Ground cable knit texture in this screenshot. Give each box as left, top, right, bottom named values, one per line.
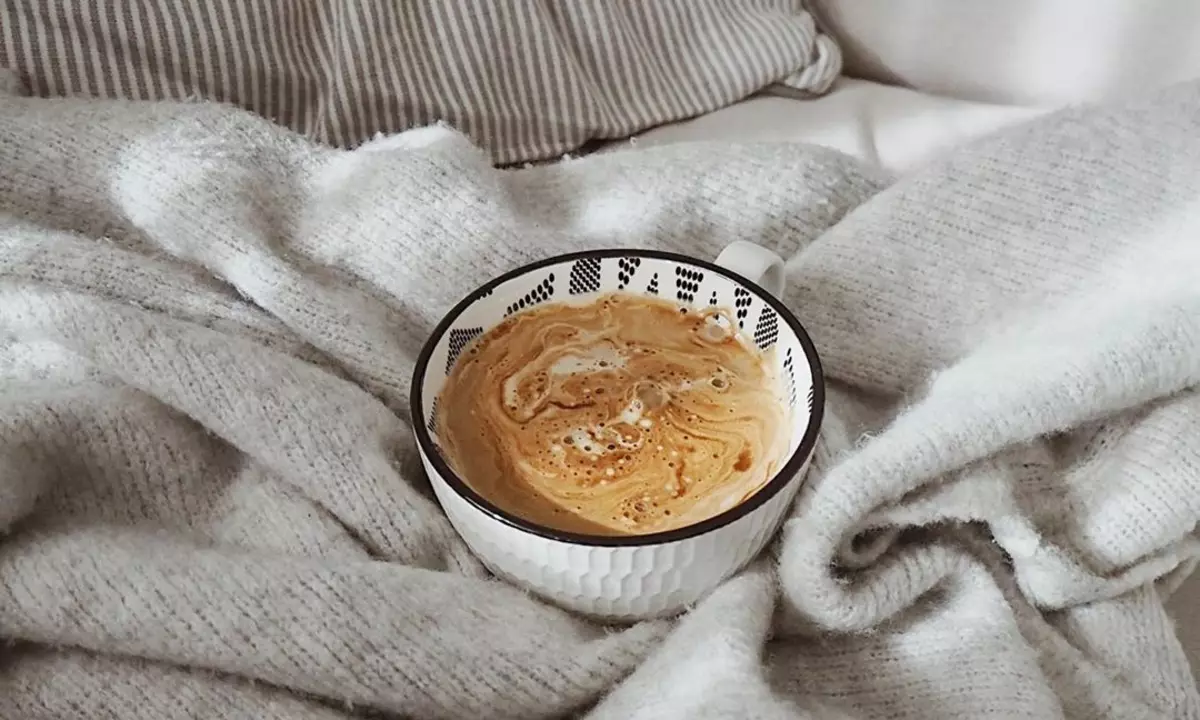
left=0, top=73, right=1198, bottom=719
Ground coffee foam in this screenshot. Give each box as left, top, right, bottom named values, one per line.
left=435, top=291, right=791, bottom=536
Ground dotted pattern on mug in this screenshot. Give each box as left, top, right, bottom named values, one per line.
left=617, top=257, right=641, bottom=290
left=445, top=326, right=485, bottom=374
left=754, top=307, right=779, bottom=350
left=708, top=290, right=718, bottom=306
left=569, top=258, right=601, bottom=295
left=674, top=266, right=704, bottom=303
left=733, top=287, right=751, bottom=328
left=646, top=272, right=659, bottom=295
left=427, top=397, right=439, bottom=434
left=783, top=347, right=797, bottom=409
left=506, top=273, right=555, bottom=316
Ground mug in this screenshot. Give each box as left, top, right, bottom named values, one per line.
left=410, top=241, right=824, bottom=621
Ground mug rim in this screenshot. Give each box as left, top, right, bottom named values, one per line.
left=410, top=248, right=825, bottom=547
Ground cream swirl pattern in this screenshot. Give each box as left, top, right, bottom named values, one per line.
left=436, top=292, right=790, bottom=536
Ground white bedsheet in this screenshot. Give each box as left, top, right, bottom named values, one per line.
left=604, top=78, right=1044, bottom=175
left=606, top=77, right=1200, bottom=680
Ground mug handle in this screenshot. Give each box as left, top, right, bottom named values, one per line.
left=714, top=241, right=786, bottom=298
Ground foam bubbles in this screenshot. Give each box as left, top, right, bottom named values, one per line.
left=549, top=344, right=626, bottom=376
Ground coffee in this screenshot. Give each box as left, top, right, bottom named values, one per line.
left=435, top=291, right=790, bottom=536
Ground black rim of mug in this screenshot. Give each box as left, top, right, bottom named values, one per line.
left=410, top=248, right=825, bottom=547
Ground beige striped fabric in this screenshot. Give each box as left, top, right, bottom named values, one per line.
left=0, top=0, right=841, bottom=164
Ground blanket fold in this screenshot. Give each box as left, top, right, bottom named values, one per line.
left=0, top=73, right=1197, bottom=719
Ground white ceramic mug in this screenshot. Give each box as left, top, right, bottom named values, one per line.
left=410, top=242, right=824, bottom=621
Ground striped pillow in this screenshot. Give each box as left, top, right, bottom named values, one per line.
left=0, top=1, right=841, bottom=165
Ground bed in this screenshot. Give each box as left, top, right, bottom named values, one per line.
left=1, top=2, right=1197, bottom=717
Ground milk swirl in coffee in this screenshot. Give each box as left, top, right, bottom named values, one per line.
left=435, top=291, right=790, bottom=536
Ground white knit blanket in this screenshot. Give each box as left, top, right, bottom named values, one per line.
left=1, top=75, right=1198, bottom=719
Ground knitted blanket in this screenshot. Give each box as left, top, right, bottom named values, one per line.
left=1, top=74, right=1198, bottom=719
